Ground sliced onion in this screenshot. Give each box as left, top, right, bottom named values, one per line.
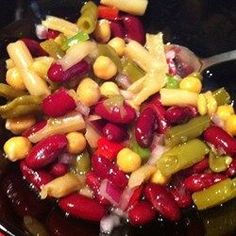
left=87, top=115, right=106, bottom=135
left=115, top=73, right=131, bottom=89
left=211, top=114, right=225, bottom=128
left=119, top=186, right=136, bottom=211
left=76, top=101, right=90, bottom=116
left=120, top=89, right=134, bottom=100
left=99, top=179, right=122, bottom=206
left=148, top=134, right=168, bottom=165
left=100, top=214, right=120, bottom=234
left=35, top=24, right=48, bottom=40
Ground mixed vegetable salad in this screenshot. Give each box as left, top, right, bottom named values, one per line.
left=1, top=0, right=236, bottom=234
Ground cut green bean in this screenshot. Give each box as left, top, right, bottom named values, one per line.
left=0, top=83, right=26, bottom=99
left=24, top=216, right=48, bottom=236
left=192, top=178, right=236, bottom=210
left=77, top=1, right=98, bottom=34
left=209, top=152, right=232, bottom=173
left=72, top=151, right=91, bottom=175
left=0, top=95, right=42, bottom=118
left=40, top=40, right=65, bottom=59
left=165, top=75, right=179, bottom=89
left=122, top=58, right=145, bottom=83
left=158, top=139, right=209, bottom=176
left=97, top=44, right=122, bottom=72
left=213, top=87, right=231, bottom=105
left=165, top=115, right=211, bottom=147
left=61, top=32, right=89, bottom=51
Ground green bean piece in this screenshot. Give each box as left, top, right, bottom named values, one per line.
left=213, top=87, right=231, bottom=105
left=61, top=32, right=89, bottom=51
left=122, top=58, right=145, bottom=83
left=165, top=115, right=211, bottom=147
left=158, top=139, right=209, bottom=177
left=97, top=44, right=122, bottom=72
left=165, top=75, right=179, bottom=89
left=192, top=178, right=236, bottom=210
left=0, top=95, right=42, bottom=118
left=77, top=1, right=98, bottom=34
left=1, top=104, right=41, bottom=119
left=209, top=152, right=232, bottom=173
left=24, top=216, right=48, bottom=236
left=0, top=83, right=26, bottom=99
left=72, top=151, right=91, bottom=175
left=40, top=40, right=65, bottom=59
left=130, top=140, right=150, bottom=162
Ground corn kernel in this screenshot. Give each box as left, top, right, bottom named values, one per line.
left=151, top=169, right=169, bottom=185
left=225, top=115, right=236, bottom=136
left=4, top=136, right=32, bottom=162
left=216, top=105, right=234, bottom=121
left=197, top=93, right=207, bottom=115
left=117, top=148, right=141, bottom=173
left=5, top=115, right=36, bottom=134
left=66, top=132, right=87, bottom=154
left=179, top=75, right=202, bottom=93
left=93, top=56, right=117, bottom=80
left=77, top=78, right=101, bottom=106
left=100, top=82, right=120, bottom=97
left=6, top=67, right=26, bottom=90
left=94, top=19, right=111, bottom=43
left=108, top=37, right=126, bottom=56
left=205, top=91, right=217, bottom=116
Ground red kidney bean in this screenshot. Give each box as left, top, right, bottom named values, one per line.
left=22, top=120, right=47, bottom=138
left=21, top=38, right=48, bottom=57
left=102, top=123, right=128, bottom=142
left=1, top=171, right=51, bottom=218
left=135, top=108, right=156, bottom=148
left=143, top=96, right=168, bottom=133
left=110, top=21, right=125, bottom=39
left=204, top=126, right=236, bottom=155
left=128, top=201, right=156, bottom=225
left=165, top=106, right=198, bottom=125
left=144, top=183, right=181, bottom=221
left=47, top=29, right=60, bottom=39
left=48, top=162, right=68, bottom=177
left=95, top=137, right=124, bottom=161
left=126, top=185, right=143, bottom=210
left=47, top=60, right=89, bottom=83
left=59, top=193, right=107, bottom=222
left=122, top=15, right=145, bottom=44
left=25, top=134, right=68, bottom=170
left=183, top=173, right=226, bottom=192
left=92, top=155, right=128, bottom=189
left=20, top=160, right=53, bottom=189
left=169, top=186, right=192, bottom=208
left=86, top=171, right=110, bottom=206
left=225, top=159, right=236, bottom=177
left=41, top=88, right=76, bottom=117
left=95, top=100, right=136, bottom=124
left=183, top=157, right=209, bottom=176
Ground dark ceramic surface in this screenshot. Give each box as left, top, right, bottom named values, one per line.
left=0, top=1, right=235, bottom=235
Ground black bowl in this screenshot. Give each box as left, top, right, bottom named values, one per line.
left=0, top=1, right=236, bottom=235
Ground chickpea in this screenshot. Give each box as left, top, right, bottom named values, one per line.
left=94, top=19, right=111, bottom=43
left=179, top=75, right=202, bottom=93
left=4, top=136, right=32, bottom=162
left=108, top=37, right=126, bottom=56
left=117, top=148, right=141, bottom=173
left=76, top=78, right=101, bottom=106
left=216, top=105, right=234, bottom=121
left=225, top=115, right=236, bottom=136
left=5, top=115, right=36, bottom=134
left=6, top=67, right=26, bottom=90
left=100, top=81, right=120, bottom=97
left=31, top=57, right=54, bottom=79
left=93, top=56, right=117, bottom=80
left=151, top=169, right=169, bottom=185
left=66, top=132, right=87, bottom=154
